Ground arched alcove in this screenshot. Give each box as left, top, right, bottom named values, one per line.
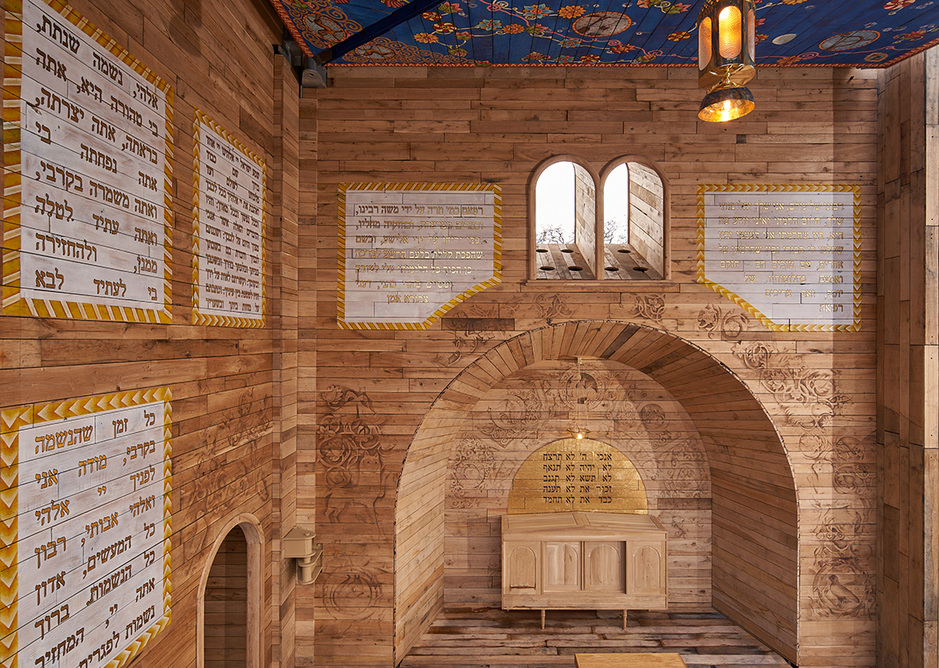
left=394, top=321, right=798, bottom=665
left=444, top=360, right=711, bottom=613
left=198, top=515, right=264, bottom=668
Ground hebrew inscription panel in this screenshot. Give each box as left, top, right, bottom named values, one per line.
left=338, top=183, right=502, bottom=330
left=2, top=0, right=173, bottom=321
left=192, top=110, right=266, bottom=327
left=507, top=438, right=648, bottom=514
left=697, top=184, right=860, bottom=331
left=0, top=388, right=172, bottom=668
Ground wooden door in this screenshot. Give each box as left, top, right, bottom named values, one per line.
left=543, top=541, right=581, bottom=591
left=505, top=542, right=539, bottom=592
left=626, top=541, right=666, bottom=597
left=204, top=527, right=248, bottom=668
left=584, top=541, right=624, bottom=592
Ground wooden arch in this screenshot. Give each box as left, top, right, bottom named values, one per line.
left=394, top=321, right=799, bottom=664
left=197, top=513, right=264, bottom=668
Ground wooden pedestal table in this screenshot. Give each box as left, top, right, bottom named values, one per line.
left=575, top=653, right=688, bottom=668
left=501, top=512, right=668, bottom=629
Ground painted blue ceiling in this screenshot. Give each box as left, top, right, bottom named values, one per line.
left=270, top=0, right=939, bottom=67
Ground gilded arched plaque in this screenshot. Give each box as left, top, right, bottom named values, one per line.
left=507, top=438, right=647, bottom=514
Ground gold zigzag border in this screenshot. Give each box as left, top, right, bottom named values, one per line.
left=1, top=0, right=173, bottom=323
left=696, top=183, right=861, bottom=333
left=191, top=109, right=267, bottom=329
left=337, top=182, right=503, bottom=331
left=0, top=387, right=172, bottom=668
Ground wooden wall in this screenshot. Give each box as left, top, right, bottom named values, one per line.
left=0, top=0, right=300, bottom=665
left=574, top=163, right=597, bottom=275
left=876, top=48, right=939, bottom=668
left=444, top=359, right=712, bottom=611
left=627, top=162, right=665, bottom=276
left=308, top=65, right=879, bottom=667
left=295, top=90, right=319, bottom=668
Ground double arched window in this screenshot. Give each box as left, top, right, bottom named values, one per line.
left=531, top=156, right=668, bottom=281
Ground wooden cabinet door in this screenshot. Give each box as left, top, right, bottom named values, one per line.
left=626, top=541, right=666, bottom=596
left=504, top=542, right=539, bottom=592
left=584, top=541, right=623, bottom=592
left=542, top=541, right=581, bottom=591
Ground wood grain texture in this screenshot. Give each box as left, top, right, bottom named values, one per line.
left=308, top=66, right=878, bottom=667
left=1, top=0, right=285, bottom=666
left=876, top=50, right=939, bottom=668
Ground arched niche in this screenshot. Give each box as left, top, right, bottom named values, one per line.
left=198, top=514, right=264, bottom=668
left=444, top=359, right=710, bottom=614
left=394, top=321, right=798, bottom=665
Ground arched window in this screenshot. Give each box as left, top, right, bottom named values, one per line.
left=533, top=159, right=599, bottom=279
left=531, top=156, right=668, bottom=280
left=601, top=161, right=666, bottom=279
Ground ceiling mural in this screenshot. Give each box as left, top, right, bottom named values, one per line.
left=270, top=0, right=939, bottom=67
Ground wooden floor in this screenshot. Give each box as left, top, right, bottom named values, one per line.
left=399, top=608, right=791, bottom=668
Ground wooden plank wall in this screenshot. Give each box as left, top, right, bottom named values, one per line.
left=444, top=359, right=712, bottom=611
left=295, top=92, right=319, bottom=667
left=272, top=55, right=302, bottom=668
left=308, top=65, right=879, bottom=667
left=627, top=162, right=664, bottom=276
left=574, top=164, right=597, bottom=276
left=0, top=0, right=294, bottom=666
left=876, top=48, right=939, bottom=668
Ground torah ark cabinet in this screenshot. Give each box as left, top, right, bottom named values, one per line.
left=501, top=512, right=668, bottom=628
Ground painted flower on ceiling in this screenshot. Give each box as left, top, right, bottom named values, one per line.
left=883, top=0, right=916, bottom=9
left=666, top=30, right=691, bottom=40
left=475, top=19, right=503, bottom=29
left=523, top=51, right=549, bottom=60
left=896, top=28, right=927, bottom=38
left=422, top=11, right=441, bottom=20
left=415, top=32, right=439, bottom=42
left=579, top=53, right=601, bottom=62
left=520, top=3, right=553, bottom=19
left=558, top=4, right=586, bottom=18
left=609, top=42, right=637, bottom=52
left=438, top=1, right=461, bottom=13
left=504, top=23, right=525, bottom=32
left=434, top=21, right=457, bottom=32
left=456, top=30, right=472, bottom=40
left=558, top=37, right=583, bottom=47
left=526, top=23, right=548, bottom=34
left=637, top=0, right=690, bottom=13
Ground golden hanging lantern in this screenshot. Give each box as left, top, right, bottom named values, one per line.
left=697, top=0, right=756, bottom=122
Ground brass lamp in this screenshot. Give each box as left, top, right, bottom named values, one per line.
left=697, top=0, right=756, bottom=122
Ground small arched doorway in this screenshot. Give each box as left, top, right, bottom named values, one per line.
left=199, top=516, right=263, bottom=668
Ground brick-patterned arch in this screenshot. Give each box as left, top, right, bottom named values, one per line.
left=394, top=321, right=799, bottom=664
